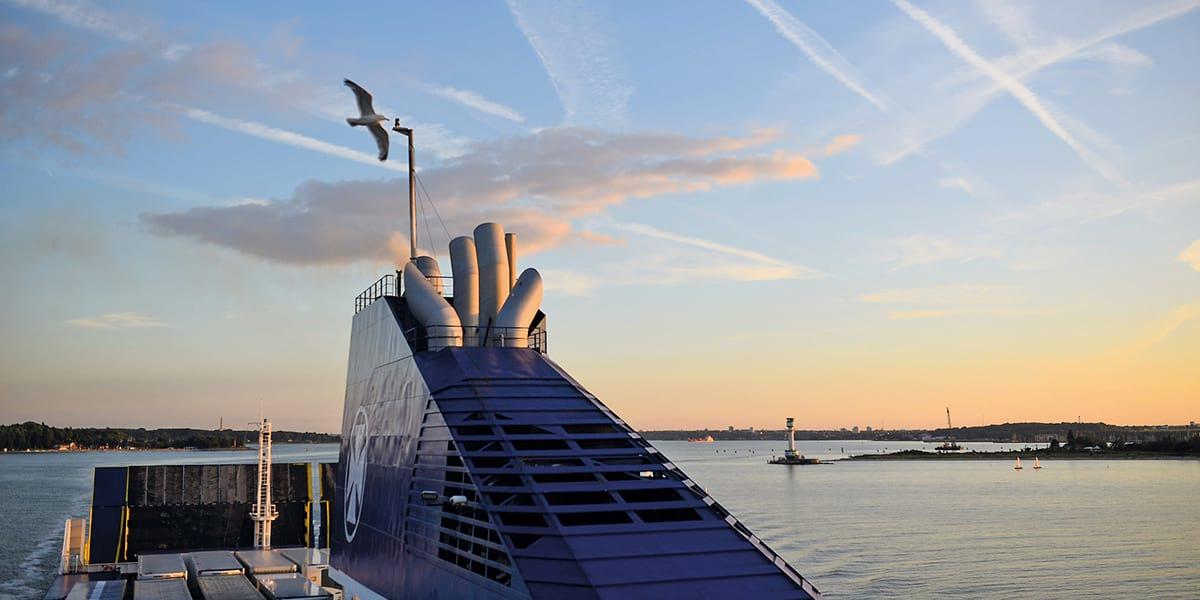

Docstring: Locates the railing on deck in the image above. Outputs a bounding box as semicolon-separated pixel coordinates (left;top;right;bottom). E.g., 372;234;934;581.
482;326;548;354
356;273;546;354
354;273;454;313
404;326;547;354
355;273;398;313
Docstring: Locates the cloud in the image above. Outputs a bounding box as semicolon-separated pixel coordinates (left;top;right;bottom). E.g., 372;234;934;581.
1;2;470;160
886;307;1048;320
0;19;319;153
938;176;974;194
860;283;1038;319
1118;301;1200;357
65;312;166;330
182;107;407;172
869;234;1003;270
413;81;525;123
823;134;862;156
143;127;820;265
891;0;1124;185
1074;42;1152;69
0;24;161;152
860;283;1029;306
745;0;887;111
1178;240;1200;272
540;269;600;296
507;0;631;124
4;0;154;43
997;177;1200;225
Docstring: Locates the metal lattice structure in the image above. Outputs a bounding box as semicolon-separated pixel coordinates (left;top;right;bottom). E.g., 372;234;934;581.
250;419;279;548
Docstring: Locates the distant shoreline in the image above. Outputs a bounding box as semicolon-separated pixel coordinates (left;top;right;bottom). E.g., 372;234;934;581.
0;446;257;455
842;450;1200;461
0;442;340;455
0;421;339;452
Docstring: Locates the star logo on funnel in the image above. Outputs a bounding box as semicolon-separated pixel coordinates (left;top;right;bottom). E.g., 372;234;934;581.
344;405;369;542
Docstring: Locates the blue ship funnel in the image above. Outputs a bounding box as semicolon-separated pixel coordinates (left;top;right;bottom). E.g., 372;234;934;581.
331;293;821;599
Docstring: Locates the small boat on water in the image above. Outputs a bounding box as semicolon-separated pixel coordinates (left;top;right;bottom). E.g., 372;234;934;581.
1014;457;1023;470
688;434;715;443
1033;457;1042;469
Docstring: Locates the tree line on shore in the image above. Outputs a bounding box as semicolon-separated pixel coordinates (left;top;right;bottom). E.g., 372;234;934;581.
0;421;339;451
643;421;1198;445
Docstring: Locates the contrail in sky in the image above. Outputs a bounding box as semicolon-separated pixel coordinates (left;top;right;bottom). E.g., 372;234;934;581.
506;0;632;124
183;108;406;172
891;0;1125;185
611;220;823;279
414;82;526;123
745;0;888;111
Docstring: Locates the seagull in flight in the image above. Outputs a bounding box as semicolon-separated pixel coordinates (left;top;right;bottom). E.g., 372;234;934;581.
344;79;389;161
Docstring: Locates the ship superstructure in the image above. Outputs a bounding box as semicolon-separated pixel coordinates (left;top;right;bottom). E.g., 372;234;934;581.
329;221;823;599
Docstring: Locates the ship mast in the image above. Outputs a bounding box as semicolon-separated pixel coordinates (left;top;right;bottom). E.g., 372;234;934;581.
392;122;417;262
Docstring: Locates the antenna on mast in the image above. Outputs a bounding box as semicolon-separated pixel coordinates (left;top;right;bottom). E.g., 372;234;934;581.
393;119;416;262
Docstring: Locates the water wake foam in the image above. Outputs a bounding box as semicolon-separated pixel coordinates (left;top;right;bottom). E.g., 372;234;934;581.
0;492;89;599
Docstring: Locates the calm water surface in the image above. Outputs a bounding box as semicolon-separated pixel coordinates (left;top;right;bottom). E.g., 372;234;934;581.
2;441;1197;599
661;440;1200;599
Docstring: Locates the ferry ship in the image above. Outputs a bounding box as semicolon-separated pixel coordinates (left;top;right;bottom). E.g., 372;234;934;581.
43;127;824;600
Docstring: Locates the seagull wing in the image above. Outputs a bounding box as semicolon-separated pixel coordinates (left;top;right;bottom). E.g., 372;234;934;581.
368;122;389;161
344;79;377;116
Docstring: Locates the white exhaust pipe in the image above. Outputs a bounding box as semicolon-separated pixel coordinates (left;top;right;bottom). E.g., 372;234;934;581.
505;233;517;292
491;268;543;348
449;236;479;346
474;223;509;333
413;255;443;294
402;262;461;351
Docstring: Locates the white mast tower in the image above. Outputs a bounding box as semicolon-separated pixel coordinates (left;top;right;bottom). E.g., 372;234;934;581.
250;418;279;548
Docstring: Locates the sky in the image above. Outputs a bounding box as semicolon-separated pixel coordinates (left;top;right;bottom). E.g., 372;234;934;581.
0;0;1197;433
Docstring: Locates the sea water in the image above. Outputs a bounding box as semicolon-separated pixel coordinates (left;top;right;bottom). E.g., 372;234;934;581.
2;441;1197;599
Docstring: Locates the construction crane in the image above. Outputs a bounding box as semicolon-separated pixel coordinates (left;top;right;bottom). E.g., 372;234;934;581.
937;407;962;451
